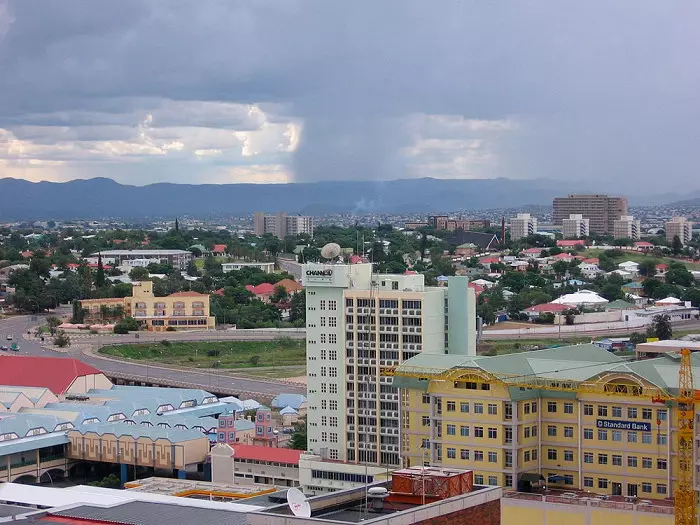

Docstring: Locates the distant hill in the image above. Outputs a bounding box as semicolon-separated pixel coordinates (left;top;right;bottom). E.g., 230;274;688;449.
667;197;700;207
0;176;681;220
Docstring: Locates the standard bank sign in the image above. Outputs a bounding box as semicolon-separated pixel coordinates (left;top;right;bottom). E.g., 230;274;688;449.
596;419;652;432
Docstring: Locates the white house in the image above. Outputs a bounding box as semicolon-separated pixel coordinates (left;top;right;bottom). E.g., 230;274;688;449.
617;261;640;276
578;262;602;280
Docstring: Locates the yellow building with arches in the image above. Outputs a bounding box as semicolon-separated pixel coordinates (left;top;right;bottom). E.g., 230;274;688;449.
393;344;698;501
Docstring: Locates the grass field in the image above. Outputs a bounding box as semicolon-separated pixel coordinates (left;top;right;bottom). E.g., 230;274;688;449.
477;337;592;356
581;248;700;270
99;338;306;370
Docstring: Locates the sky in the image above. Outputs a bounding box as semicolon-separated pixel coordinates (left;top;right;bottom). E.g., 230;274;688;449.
0;1;698;188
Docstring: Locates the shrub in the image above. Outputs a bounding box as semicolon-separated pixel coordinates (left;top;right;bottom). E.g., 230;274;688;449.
206;348;220;357
166;326;176;331
160;339;171;347
250;355;261;366
54;331;71;348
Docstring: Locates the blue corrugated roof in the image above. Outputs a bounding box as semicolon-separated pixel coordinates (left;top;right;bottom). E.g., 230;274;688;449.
0;432;69;456
271;394;306;410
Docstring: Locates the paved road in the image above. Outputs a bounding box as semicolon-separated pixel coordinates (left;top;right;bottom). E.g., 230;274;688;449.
0;314;305;397
482;320;700;340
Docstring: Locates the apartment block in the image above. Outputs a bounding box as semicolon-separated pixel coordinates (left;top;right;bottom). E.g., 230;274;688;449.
253;212;314;239
301;263;476;478
80;280;215;331
553;194;628;234
91;250;192;270
510;213;537;241
666;217;693;245
561;214;589;238
613;215;641;240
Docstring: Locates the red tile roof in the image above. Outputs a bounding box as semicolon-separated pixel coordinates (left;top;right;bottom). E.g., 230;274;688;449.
212;244;227;253
556;240;586;247
582;258;599;264
213;288;225;296
656;263;669;270
275;278;303;293
246;283;275;295
553;253;574;259
0;356;104;395
479;257;500;264
168;291;208;297
229;444;303;465
525;302;574;313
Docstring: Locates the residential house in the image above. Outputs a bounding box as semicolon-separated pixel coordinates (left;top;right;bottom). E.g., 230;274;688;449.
617;261;639;276
622;281;644;295
215;414;255;445
634;241;655;252
555;239;586;248
578;262;602;280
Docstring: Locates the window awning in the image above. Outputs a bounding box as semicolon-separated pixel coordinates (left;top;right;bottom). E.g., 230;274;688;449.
519;473;545;483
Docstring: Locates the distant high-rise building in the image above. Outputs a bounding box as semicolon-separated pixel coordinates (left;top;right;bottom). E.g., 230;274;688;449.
613;215;641;240
561;214;590;238
553;194;628;234
302;263;476;468
253;212;314;239
510;213;537;241
666;217;693;245
427;215;491;231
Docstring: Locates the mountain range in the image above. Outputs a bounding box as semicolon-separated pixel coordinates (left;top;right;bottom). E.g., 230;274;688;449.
0;177;697;220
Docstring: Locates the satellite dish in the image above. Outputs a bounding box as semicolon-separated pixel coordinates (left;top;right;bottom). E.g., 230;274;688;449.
287;487;311;518
321;242;341;260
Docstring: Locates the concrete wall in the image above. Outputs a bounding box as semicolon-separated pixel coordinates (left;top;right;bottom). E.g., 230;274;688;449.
555;311;622;325
66;373;113;395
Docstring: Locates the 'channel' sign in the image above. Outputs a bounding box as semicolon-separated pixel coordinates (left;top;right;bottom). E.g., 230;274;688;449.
596;419;652;432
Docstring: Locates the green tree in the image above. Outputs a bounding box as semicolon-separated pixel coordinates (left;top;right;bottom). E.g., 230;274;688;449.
648;314;672;340
638;259;659;277
288;419;307;450
672;235;683;255
114;316;139;334
46;316;62;334
94;253;106;288
186;260;199;277
129;267;150;281
269;284;288;303
289;292;306;325
665;266;694;287
629;332;647;346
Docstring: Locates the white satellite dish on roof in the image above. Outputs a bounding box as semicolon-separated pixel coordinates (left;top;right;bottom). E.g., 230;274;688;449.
287;487;311;518
321;242;341;260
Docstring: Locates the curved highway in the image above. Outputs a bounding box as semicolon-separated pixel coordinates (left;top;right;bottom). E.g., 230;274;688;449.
0;314;305;397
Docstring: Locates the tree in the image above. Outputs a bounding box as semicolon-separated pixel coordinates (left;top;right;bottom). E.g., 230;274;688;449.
114;316;139;334
186;260;199;277
54;330;71;348
175;217;179;232
600;283;624;302
665;266;694;287
681;288;700;308
648;314;672;340
94;253;106;288
289;292;306;325
129;267;150;281
269;284;288;304
629;332;647;346
288;419;307;450
672;235;683;256
46;316;62;334
552;261;569;278
638;259;659;277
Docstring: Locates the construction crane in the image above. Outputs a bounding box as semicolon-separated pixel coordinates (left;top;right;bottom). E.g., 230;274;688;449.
382;348;697;525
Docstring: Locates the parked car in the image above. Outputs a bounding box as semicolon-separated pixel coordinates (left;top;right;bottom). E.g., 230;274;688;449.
6;334;12;340
0;345;8;351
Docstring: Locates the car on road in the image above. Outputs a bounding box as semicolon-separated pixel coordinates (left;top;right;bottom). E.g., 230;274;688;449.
10;344;19;352
6;335;12;340
0;345;8;351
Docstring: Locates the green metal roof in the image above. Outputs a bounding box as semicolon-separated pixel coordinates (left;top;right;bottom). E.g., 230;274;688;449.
606;299;635;310
397;344;700;396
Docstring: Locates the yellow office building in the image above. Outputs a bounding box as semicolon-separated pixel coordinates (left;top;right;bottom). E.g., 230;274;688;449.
393;344;700;501
80;281;215;331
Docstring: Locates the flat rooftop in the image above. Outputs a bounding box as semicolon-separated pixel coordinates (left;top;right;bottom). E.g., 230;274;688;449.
125;477;276;500
257;481;502;525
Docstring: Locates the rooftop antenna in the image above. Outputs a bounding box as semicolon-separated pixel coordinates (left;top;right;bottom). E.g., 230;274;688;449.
286;487;311;518
320;242;341;262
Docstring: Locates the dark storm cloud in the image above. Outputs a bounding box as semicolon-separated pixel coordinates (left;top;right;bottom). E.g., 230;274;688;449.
0;0;698;185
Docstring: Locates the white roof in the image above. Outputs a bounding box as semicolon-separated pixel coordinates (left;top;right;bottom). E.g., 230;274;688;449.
551;290;609;305
0;483;262;512
618;261;639;268
657;296;682;304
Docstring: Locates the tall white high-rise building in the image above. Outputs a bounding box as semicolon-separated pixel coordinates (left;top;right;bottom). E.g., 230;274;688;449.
561;214;590;238
302;263;477;474
666;217;693;245
510;213;537;241
613;215;641;240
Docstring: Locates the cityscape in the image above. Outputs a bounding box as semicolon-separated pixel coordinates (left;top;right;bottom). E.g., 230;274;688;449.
1;2;700;525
